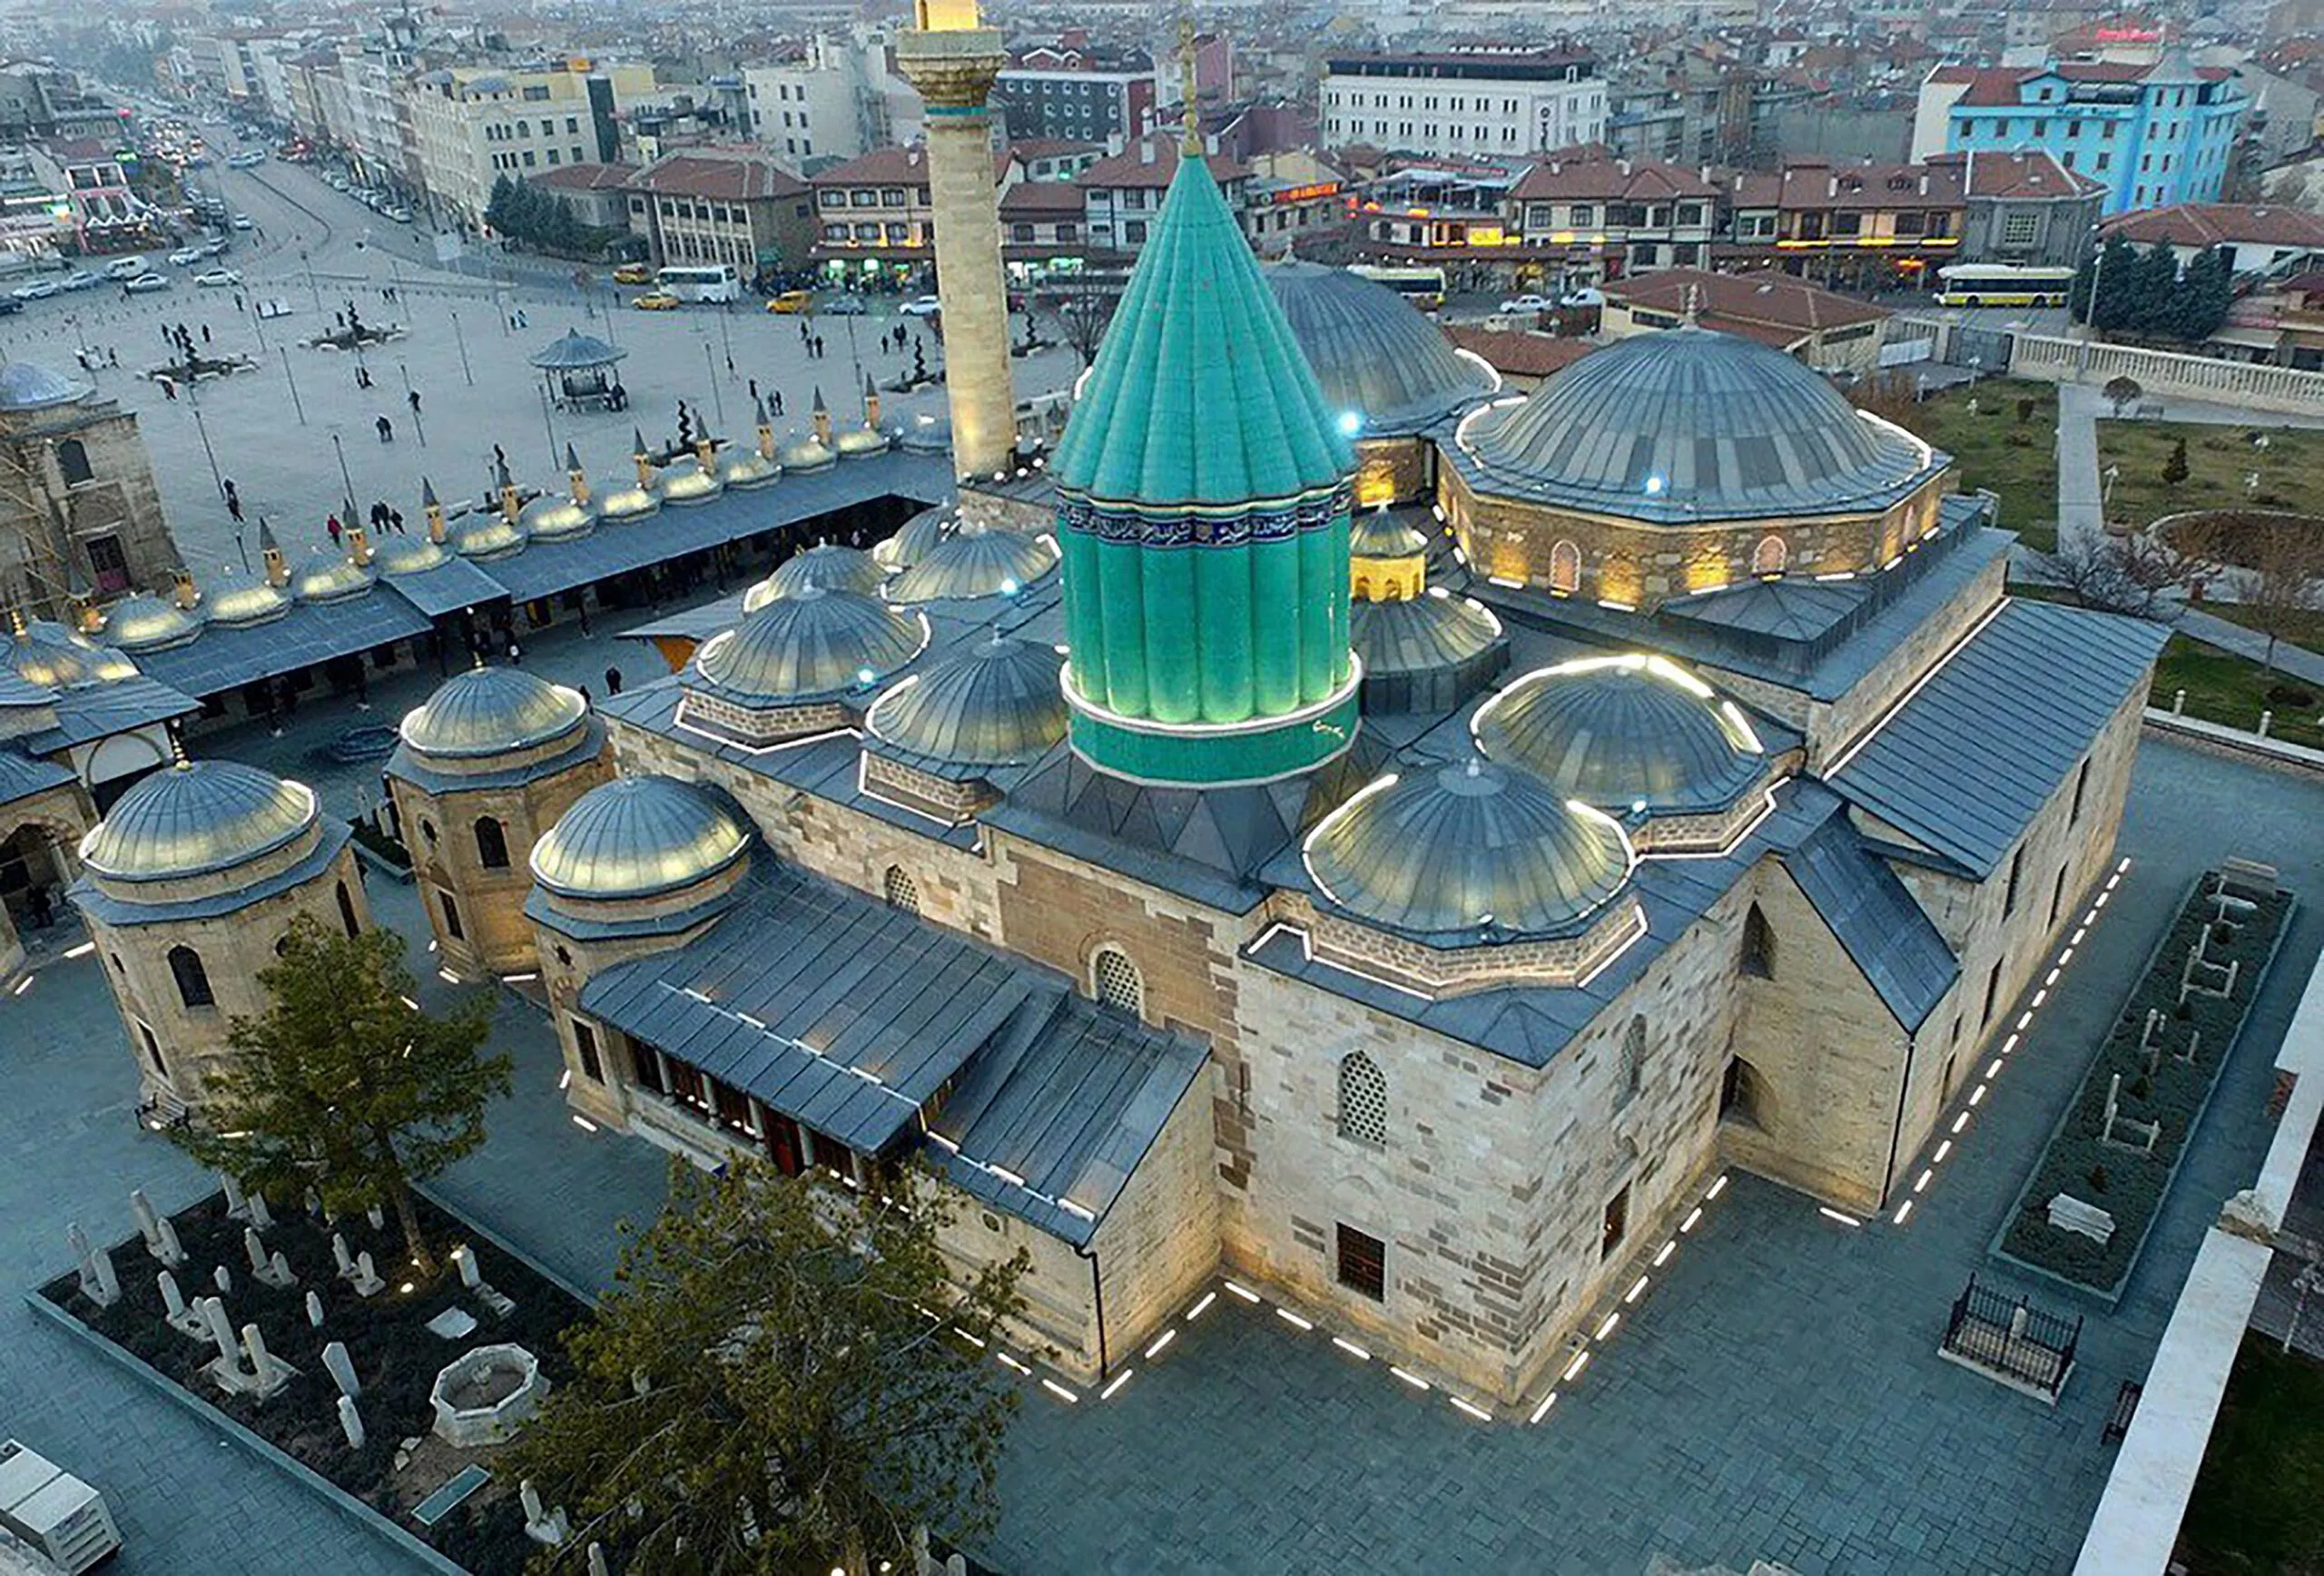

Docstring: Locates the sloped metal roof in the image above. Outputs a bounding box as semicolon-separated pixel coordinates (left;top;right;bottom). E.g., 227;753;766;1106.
120;589;434;701
1829;597;2168;877
1781;813;1956;1030
0;747;74;807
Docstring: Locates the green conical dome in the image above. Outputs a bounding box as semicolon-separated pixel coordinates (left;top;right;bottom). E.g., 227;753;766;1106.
1053;156;1353;507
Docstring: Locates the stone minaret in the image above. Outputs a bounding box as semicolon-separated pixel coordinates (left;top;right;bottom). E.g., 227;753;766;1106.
896;0;1015;482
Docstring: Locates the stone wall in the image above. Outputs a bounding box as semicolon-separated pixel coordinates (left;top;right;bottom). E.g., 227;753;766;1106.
1354;437;1431;507
1;399;177;613
390;755;611;977
935;1192;1098;1375
1085;1072;1222;1369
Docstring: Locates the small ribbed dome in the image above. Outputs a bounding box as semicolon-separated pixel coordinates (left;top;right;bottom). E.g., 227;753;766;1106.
1266;261;1496;436
376;535;451;576
105;595;207;652
872;507;950;570
400;665;586;759
742;544;885;611
5;619;138;689
206;574;291;628
1352;590;1501;678
1350;509;1431;559
834;426;891;459
899;410;950;455
867;636;1066;767
778;436;835;473
521;492;597;540
0;361;90;412
693;586;926;703
659;458;724;505
294;554;377;603
530;775;749;900
1473;655;1764;814
1305;756;1630;939
80;759;318;882
597;475;661;520
1462;327;1938;523
455;516;528;560
887;524;1058;603
721;448;780;489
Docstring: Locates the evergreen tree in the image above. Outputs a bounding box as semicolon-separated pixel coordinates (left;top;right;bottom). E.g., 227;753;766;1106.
485;173;521;241
2130;241;2181;336
2172;246;2234;342
2162;436;2191;491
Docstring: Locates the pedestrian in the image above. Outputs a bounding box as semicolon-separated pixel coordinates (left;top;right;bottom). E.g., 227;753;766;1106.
408;389;420;417
159;375;176;401
222;477;237;502
369;500;387;528
160;324;172;346
106;347;117;368
333;310;344;330
376;414;392;443
26;884;51;931
120;285;130;302
389;507;405;534
227;494;243;523
799;320;810;344
772;389;784;418
506;637;522;666
326;513;342;545
200;324;211;345
232;293;242;312
747;377;758;403
605;665;623;695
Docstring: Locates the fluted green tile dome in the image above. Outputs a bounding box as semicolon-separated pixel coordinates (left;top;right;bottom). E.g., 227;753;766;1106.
294;553;377;603
1472;654;1765;814
1265;261;1496;437
1462;327;1941;524
5;619;138;688
1053;155;1352;507
1349;509;1431;559
866;636;1067;768
104;594;206;652
887;524;1058;603
399;665;586;760
80;758;318;882
530;775;748;900
693;585;926;704
743;544;885;611
205;573;291;628
1304;756;1630;940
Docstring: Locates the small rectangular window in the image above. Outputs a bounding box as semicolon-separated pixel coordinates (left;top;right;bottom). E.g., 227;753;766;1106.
1982;960;2005;1026
572;1019;603;1082
1336;1223;1385;1301
2004;846;2024;917
2071;758;2092;823
1601;1186;1630;1259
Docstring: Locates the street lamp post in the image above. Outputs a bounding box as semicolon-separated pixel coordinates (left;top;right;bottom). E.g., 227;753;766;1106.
279;346;307;425
448;309;474;387
537;382;558;470
191;403;224;499
329;430;358;524
703;340;726;428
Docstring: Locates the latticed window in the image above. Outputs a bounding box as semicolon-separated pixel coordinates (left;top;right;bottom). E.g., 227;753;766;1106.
1091;946;1143;1018
1617;1016;1646;1109
1338;1050;1387;1146
882;864;921;914
1752;534;1789;576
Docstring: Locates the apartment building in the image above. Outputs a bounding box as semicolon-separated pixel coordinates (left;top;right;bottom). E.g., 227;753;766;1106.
1506;144;1718;281
743;32;913;168
1722;158;1966;287
625;147;816;276
1321;51;1606;161
994;60;1156;144
409;62;652;231
1078;134;1251;259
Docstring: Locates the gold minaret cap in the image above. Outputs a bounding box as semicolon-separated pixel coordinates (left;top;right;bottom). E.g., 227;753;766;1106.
1179;19;1201;156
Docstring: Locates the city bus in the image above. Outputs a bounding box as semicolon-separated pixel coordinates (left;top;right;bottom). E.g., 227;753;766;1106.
1933;263;2076;308
1346;264;1448;312
654;263;741;304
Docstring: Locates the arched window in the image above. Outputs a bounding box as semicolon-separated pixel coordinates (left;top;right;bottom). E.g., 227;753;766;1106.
1719;1057;1762;1127
1337;1050;1387;1146
882;864;921;915
1740;901;1776;980
1549;538;1582;595
54;438;92;487
1751;534;1789;576
1617;1015;1646;1109
1090;945;1143;1019
335;880;359;938
474;816;509;871
419;819;438;848
439;890;464;941
167;944;213;1009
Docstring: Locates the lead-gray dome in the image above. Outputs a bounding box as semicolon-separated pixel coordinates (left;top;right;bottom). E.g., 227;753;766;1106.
1462;327;1940;523
1352;590;1502;685
529;775;749;900
866;636;1066;768
104;594;206;652
1472;655;1764;814
5;619;138;689
0;361;91;412
886;523;1057;603
742;543;885;610
80;758;318;882
1304;756;1630;940
873;507;951;570
693;585;926;704
399;665;586;759
1266;261;1496;437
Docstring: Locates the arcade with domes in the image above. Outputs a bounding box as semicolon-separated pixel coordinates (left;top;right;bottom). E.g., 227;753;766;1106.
67;135;2168;1412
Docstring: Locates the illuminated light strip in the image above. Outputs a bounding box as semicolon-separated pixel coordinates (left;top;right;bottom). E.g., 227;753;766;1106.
1450;1396;1492;1423
1818;1207;1861;1228
11;976;30;996
400;996;420;1011
2058;947;2075;966
1934;1140;1953;1164
1652;1240;1676;1267
1100;1371;1134;1400
1826;599;2011;778
996;1352;1031;1374
1706;1175;1729;1200
1914;1169;1934;1194
1952;1112;1970;1135
1594;1313;1620;1341
1529;1391;1559;1424
1561;1351;1590;1382
558;1069;571;1091
1332;1336;1372;1361
1145;1328;1177;1359
1187;1291;1217;1320
2044;967;2063;988
1040;1379;1079;1404
504;971;539;984
2016;1011;2034;1032
438;969;461;984
1969;1084;1987;1107
1679;1207;1703;1234
1597;598;1637;613
570;1115;597;1133
1224;1281;1261;1304
1986;1059;2004;1079
64;941;94;959
1624;1276;1649;1305
956;1330;986;1349
1390;1365;1431;1391
1275;1307;1315;1332
2072;927;2088;946
2095;890;2111;910
1893;1199;1915;1225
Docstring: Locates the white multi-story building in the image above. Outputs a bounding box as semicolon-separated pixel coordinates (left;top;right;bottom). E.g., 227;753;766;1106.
743;31;910;168
1321;50;1606;160
408;62;655;231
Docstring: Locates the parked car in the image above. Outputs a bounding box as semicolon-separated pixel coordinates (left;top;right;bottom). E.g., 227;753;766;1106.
230;214;252;231
9;280;56;300
384;206;411;223
1498;293;1552;313
192;269;240;287
57;271;101;292
199;238;230;256
167;247;204;266
823;295;869;316
612;263;654;285
767;290;815;314
102;256;150;281
632;291;681;311
899;294;944;318
124;274;172;293
0;298;21;316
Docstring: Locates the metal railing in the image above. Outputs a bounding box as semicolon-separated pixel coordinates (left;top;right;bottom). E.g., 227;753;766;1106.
1942;1274;2082;1400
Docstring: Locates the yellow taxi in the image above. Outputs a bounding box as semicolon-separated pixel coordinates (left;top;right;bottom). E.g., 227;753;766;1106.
766;290;815;314
632;291;682;311
612;263;654;285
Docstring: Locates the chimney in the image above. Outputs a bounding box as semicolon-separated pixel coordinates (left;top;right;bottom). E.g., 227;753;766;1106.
755;397;775;460
1140;137;1157;164
261;519;290;586
565;443;589;505
421;478;447;545
171;568;199;611
812;385;832;446
633;427;656;488
864;370;881;428
346;526;371;566
1919;173;1928;194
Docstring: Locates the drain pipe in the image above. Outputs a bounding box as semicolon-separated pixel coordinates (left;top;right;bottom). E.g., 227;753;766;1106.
1077;1241;1109;1380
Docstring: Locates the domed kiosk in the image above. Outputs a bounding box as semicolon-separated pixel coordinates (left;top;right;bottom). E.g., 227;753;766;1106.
1472;653;1773;852
1299;756;1642;995
677;586;928;748
1344;505;1506;714
862;636;1067;822
70;755;369;1115
1443;326;1950;607
388;665;614;975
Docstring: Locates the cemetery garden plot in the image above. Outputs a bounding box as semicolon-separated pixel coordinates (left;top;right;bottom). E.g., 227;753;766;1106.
1998;862;2295;1301
37;1185;588;1573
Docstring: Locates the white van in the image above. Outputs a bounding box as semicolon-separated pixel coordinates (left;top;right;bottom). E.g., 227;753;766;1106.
101;257;149;281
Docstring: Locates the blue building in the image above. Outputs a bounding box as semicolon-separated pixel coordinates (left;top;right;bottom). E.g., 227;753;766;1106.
1913;53;2248;216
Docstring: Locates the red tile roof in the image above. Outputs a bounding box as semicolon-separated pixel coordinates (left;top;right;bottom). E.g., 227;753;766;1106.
1608;267;1889;335
1509;144;1717;202
1728;158;1965;211
629;149;805;201
1439;326;1597;378
2101;202;2324;251
530;161;638;192
1077;135;1249;190
810;146;935;187
1000;180;1086;216
1947;149;2102;201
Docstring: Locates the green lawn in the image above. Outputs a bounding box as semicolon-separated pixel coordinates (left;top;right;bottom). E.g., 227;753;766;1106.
2154;633;2324;752
1895;381;2060;553
2178;1335;2324;1574
2096;418;2324;532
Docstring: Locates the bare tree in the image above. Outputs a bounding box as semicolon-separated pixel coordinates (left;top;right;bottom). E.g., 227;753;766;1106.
2103;375;2142;417
1846;369;1920;428
2236;516;2324;675
2045;530;2184;621
1053;278;1118;369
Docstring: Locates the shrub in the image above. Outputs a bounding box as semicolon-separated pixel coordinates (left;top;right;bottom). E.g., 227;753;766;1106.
2087;1165;2111;1194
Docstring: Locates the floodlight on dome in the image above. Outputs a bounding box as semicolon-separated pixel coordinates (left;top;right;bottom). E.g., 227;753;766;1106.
1337;410;1363;436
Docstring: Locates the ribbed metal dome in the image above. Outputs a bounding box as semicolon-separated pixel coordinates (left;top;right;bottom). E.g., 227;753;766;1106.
521;491;597;540
659;458;724;505
887;524;1058;603
80;759;318;882
376;535;451;576
527;329;625;370
1266;261;1496;437
5;619;138;688
1472;655;1765;814
294;554;378;603
530;775;749;900
866;636;1066;767
1304;756;1630;939
743;544;886;611
873;507;951;570
778;436;835;473
898;410;950;455
1351;590;1501;677
693;586;926;703
721;447;780;489
1349;509;1431;559
399;665;587;759
0;361;90;412
596;474;661;520
205;574;291;628
1463;327;1939;523
833;425;891;459
105;595;206;652
455;516;528;560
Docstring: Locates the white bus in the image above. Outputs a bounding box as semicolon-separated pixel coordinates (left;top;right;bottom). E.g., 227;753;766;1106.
1346;264;1447;311
1933;263;2075;308
655;263;740;304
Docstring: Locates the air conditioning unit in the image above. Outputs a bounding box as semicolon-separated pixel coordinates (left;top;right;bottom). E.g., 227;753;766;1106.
0;1443;120;1575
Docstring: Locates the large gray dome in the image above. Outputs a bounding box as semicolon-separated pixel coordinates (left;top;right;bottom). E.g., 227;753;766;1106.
743;543;885;609
1473;655;1764;814
530;775;749;900
866;636;1066;768
399;665;586;759
886;524;1057;603
80;759;318;882
1462;327;1941;523
693;586;925;704
0;361;90;412
1267;261;1496;437
1304;756;1630;941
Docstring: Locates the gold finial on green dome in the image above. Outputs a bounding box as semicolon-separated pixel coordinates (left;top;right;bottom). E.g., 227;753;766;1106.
1179;19;1200;157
